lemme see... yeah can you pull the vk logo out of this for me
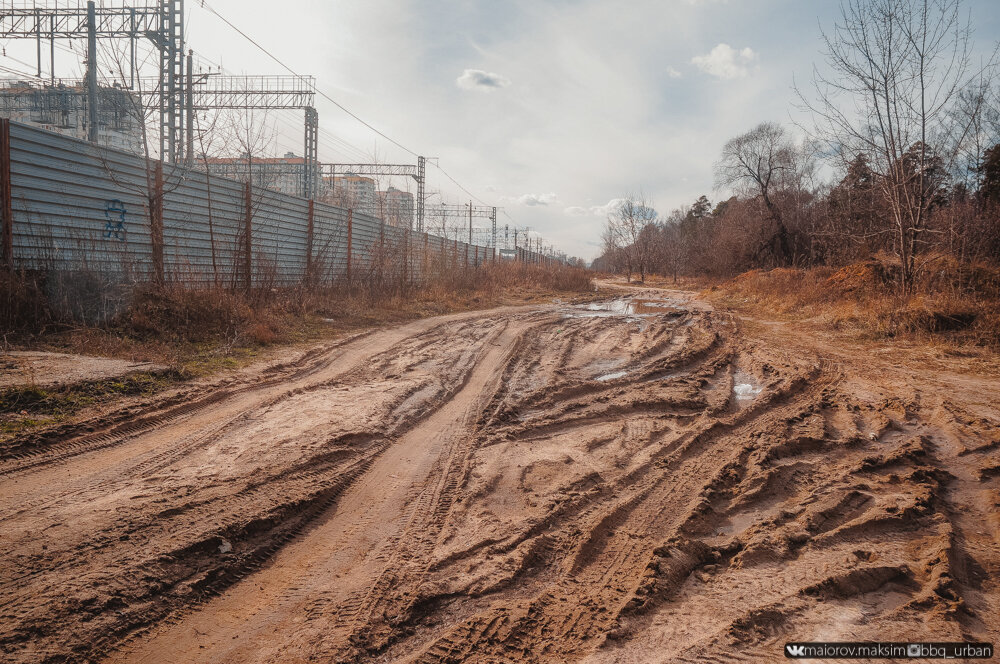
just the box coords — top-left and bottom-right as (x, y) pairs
(786, 644), (806, 657)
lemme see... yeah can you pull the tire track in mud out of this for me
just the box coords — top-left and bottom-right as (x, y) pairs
(569, 312), (1000, 661)
(301, 320), (528, 650)
(0, 315), (503, 522)
(1, 308), (516, 480)
(0, 337), (387, 535)
(308, 308), (745, 663)
(400, 352), (829, 663)
(5, 292), (999, 664)
(0, 311), (537, 664)
(351, 293), (996, 664)
(316, 320), (563, 661)
(0, 337), (366, 475)
(103, 313), (546, 664)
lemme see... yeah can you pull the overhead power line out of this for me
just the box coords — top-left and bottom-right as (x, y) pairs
(198, 0), (419, 159)
(430, 161), (490, 207)
(195, 1), (508, 231)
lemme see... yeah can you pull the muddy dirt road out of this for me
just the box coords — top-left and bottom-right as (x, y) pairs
(2, 292), (998, 663)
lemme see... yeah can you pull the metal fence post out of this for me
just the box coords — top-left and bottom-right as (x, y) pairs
(305, 198), (314, 285)
(151, 161), (164, 285)
(404, 227), (410, 286)
(243, 180), (252, 293)
(346, 208), (353, 284)
(0, 119), (12, 272)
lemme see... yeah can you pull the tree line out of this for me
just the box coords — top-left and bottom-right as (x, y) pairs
(595, 0), (1000, 294)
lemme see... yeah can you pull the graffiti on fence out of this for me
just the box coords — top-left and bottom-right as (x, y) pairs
(103, 199), (126, 241)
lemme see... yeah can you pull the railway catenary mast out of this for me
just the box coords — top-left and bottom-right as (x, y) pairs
(323, 159), (427, 233)
(0, 0), (185, 161)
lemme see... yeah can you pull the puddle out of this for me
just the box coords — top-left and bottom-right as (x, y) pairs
(587, 357), (626, 375)
(595, 370), (628, 382)
(565, 298), (684, 319)
(584, 299), (634, 315)
(732, 371), (763, 407)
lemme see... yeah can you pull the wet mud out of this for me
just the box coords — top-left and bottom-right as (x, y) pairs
(1, 294), (997, 663)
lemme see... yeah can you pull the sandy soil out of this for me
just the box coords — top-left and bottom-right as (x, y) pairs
(0, 352), (165, 388)
(1, 290), (997, 663)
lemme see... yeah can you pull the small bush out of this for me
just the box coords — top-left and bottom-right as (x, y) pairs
(0, 270), (52, 335)
(247, 322), (279, 345)
(124, 285), (256, 343)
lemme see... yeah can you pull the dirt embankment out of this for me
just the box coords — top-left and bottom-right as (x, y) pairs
(0, 291), (997, 663)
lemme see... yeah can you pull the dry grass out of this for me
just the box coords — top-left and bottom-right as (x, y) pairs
(0, 260), (593, 441)
(620, 273), (725, 291)
(705, 254), (1000, 347)
(1, 270), (53, 337)
(2, 261), (594, 375)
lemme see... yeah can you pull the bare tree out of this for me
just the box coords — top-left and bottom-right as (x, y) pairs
(218, 109), (281, 292)
(96, 39), (194, 287)
(715, 121), (796, 265)
(949, 79), (1000, 192)
(193, 110), (229, 287)
(603, 192), (657, 282)
(799, 0), (995, 292)
(652, 216), (685, 284)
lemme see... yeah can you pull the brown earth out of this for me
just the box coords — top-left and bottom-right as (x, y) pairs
(0, 352), (165, 389)
(1, 287), (998, 663)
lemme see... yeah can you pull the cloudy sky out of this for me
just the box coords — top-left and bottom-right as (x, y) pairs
(6, 0), (1000, 259)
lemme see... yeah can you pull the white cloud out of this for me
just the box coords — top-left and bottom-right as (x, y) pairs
(590, 198), (626, 216)
(456, 68), (511, 91)
(240, 1), (804, 260)
(564, 198), (625, 217)
(504, 192), (558, 206)
(666, 66), (682, 79)
(691, 43), (757, 79)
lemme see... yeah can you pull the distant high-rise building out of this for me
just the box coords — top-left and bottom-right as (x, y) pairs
(0, 80), (143, 155)
(204, 152), (307, 196)
(323, 173), (377, 216)
(378, 187), (414, 227)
